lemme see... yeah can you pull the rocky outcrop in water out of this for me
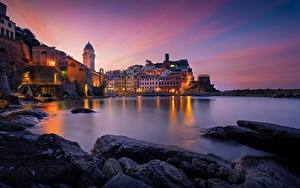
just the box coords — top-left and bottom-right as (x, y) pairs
(0, 109), (48, 130)
(71, 108), (96, 114)
(202, 120), (300, 157)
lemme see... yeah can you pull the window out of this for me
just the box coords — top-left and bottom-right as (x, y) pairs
(10, 31), (13, 39)
(0, 19), (3, 24)
(8, 22), (11, 27)
(1, 27), (4, 35)
(5, 30), (9, 37)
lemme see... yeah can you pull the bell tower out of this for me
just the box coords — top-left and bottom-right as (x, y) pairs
(83, 41), (95, 70)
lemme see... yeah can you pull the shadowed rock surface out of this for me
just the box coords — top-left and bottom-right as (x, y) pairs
(71, 108), (96, 114)
(118, 157), (138, 172)
(0, 131), (105, 187)
(0, 109), (48, 129)
(202, 120), (300, 157)
(102, 158), (123, 179)
(92, 135), (300, 188)
(103, 174), (151, 188)
(127, 159), (194, 188)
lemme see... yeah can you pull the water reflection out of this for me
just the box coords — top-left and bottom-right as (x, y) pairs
(184, 96), (194, 127)
(31, 96), (300, 160)
(42, 102), (63, 135)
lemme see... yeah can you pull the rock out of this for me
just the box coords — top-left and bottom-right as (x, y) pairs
(0, 182), (12, 188)
(0, 121), (26, 131)
(118, 157), (138, 172)
(92, 135), (230, 180)
(103, 174), (151, 188)
(0, 93), (21, 105)
(202, 120), (300, 157)
(0, 99), (9, 109)
(0, 131), (105, 187)
(195, 178), (233, 188)
(6, 115), (40, 127)
(70, 108), (96, 114)
(127, 159), (194, 188)
(0, 109), (48, 128)
(229, 156), (300, 188)
(102, 158), (123, 179)
(1, 109), (48, 120)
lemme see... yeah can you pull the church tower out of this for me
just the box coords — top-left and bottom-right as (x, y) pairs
(83, 41), (95, 70)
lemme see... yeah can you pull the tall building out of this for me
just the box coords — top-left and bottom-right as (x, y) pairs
(0, 2), (15, 40)
(82, 41), (95, 71)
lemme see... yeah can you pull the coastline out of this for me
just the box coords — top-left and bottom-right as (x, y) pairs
(1, 96), (300, 187)
(108, 89), (300, 99)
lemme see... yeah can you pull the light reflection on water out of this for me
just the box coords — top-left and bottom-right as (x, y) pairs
(30, 96), (300, 160)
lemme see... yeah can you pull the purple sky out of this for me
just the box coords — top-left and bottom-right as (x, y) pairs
(3, 0), (300, 90)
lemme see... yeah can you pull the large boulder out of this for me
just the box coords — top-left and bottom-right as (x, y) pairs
(102, 158), (123, 179)
(127, 160), (194, 188)
(0, 109), (48, 128)
(202, 120), (300, 157)
(118, 157), (138, 172)
(103, 174), (151, 188)
(92, 135), (231, 180)
(92, 135), (226, 165)
(0, 131), (105, 187)
(92, 135), (300, 188)
(229, 156), (300, 188)
(0, 109), (48, 120)
(0, 121), (26, 131)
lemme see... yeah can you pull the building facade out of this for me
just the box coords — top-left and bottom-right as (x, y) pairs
(0, 2), (15, 40)
(105, 53), (196, 95)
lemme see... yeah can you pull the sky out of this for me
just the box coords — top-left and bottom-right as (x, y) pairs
(2, 0), (300, 90)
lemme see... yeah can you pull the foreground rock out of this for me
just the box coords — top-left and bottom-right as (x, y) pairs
(0, 131), (105, 187)
(202, 120), (300, 157)
(0, 109), (48, 129)
(102, 158), (123, 179)
(92, 135), (300, 188)
(71, 108), (96, 114)
(128, 159), (194, 188)
(103, 174), (151, 188)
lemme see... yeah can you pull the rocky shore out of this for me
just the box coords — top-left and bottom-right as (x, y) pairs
(0, 130), (299, 188)
(1, 93), (300, 187)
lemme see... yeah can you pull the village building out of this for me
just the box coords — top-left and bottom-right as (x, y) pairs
(0, 2), (15, 40)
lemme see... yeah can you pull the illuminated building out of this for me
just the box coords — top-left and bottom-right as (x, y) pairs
(83, 41), (95, 71)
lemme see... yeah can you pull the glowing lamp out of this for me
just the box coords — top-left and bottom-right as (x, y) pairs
(49, 61), (56, 67)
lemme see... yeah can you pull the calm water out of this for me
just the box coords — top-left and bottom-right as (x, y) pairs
(29, 96), (300, 160)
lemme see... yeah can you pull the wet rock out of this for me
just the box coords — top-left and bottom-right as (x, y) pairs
(202, 120), (300, 157)
(0, 121), (26, 131)
(102, 158), (123, 179)
(1, 109), (48, 120)
(92, 135), (230, 180)
(118, 157), (138, 172)
(127, 159), (194, 188)
(92, 135), (226, 165)
(0, 109), (48, 128)
(0, 131), (105, 187)
(230, 156), (300, 188)
(103, 174), (151, 188)
(70, 108), (96, 114)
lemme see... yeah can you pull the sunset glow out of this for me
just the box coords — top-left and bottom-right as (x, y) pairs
(4, 0), (300, 89)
